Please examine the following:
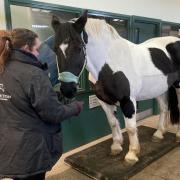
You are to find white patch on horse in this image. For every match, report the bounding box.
[59,43,69,58]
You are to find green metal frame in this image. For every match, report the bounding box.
[5,0,83,30]
[4,0,133,44]
[4,0,12,30]
[162,21,180,27]
[131,15,162,42]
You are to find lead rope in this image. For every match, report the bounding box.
[55,56,60,77]
[78,48,87,79]
[77,31,87,78]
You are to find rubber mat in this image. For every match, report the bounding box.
[65,126,179,180]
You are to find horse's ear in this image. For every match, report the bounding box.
[73,10,88,33]
[51,15,60,32]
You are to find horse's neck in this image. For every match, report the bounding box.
[86,37,110,80]
[86,35,136,81]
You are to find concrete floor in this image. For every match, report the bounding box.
[45,115,180,180]
[130,147,180,180]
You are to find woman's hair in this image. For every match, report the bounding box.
[11,28,38,50]
[0,30,12,73]
[0,28,38,73]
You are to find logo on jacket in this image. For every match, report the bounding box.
[0,83,11,101]
[0,84,5,92]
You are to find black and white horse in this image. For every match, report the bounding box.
[51,11,180,163]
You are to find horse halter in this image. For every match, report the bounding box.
[58,30,87,84]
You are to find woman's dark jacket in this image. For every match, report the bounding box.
[0,50,78,178]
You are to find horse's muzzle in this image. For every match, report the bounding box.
[60,82,77,99]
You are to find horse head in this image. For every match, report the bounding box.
[51,10,88,99]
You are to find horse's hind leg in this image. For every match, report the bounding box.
[176,123,180,142]
[98,98,123,155]
[123,97,140,163]
[175,88,180,142]
[153,92,168,141]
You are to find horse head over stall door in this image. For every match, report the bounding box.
[51,10,180,164]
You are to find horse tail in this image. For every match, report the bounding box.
[166,41,180,66]
[168,86,179,124]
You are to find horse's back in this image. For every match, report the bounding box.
[140,36,179,46]
[140,36,179,56]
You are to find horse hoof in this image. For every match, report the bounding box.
[125,152,139,165]
[152,135,163,143]
[124,159,137,166]
[124,157,138,166]
[111,149,122,156]
[111,144,122,155]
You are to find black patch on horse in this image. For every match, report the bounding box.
[94,63,135,118]
[120,96,135,119]
[148,48,176,75]
[166,40,180,125]
[149,47,180,87]
[92,82,117,105]
[173,80,180,88]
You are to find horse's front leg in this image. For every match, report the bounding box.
[121,97,140,163]
[98,98,123,155]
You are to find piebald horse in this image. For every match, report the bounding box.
[51,11,180,163]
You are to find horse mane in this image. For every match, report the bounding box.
[85,18,121,40]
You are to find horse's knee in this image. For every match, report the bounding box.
[159,104,168,112]
[126,126,137,135]
[106,113,118,128]
[158,102,168,113]
[109,120,117,128]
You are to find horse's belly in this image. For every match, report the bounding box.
[136,74,168,101]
